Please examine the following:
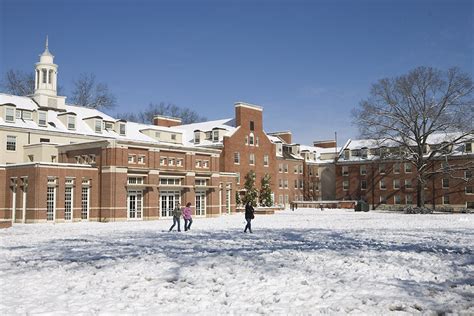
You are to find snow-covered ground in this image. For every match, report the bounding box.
[0,209,472,315]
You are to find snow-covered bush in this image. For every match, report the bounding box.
[403,206,433,214]
[435,206,454,213]
[459,208,472,214]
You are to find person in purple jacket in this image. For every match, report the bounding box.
[183,202,193,231]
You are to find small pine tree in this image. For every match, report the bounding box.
[242,170,258,207]
[235,191,241,206]
[259,173,273,207]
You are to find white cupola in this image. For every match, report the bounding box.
[32,36,66,110]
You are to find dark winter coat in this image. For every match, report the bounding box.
[245,203,255,220]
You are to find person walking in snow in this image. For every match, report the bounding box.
[169,202,182,232]
[183,202,193,231]
[244,201,255,233]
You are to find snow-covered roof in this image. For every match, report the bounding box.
[0,93,38,111]
[177,118,237,147]
[0,93,185,146]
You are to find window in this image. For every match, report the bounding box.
[393,179,400,189]
[177,159,183,167]
[22,111,32,120]
[406,194,413,204]
[394,195,401,205]
[405,163,412,173]
[249,133,255,146]
[263,155,269,167]
[16,109,22,119]
[299,180,304,190]
[279,179,283,189]
[195,179,207,186]
[343,180,349,191]
[279,163,283,173]
[299,165,303,174]
[119,123,126,135]
[342,166,349,176]
[343,149,350,160]
[465,170,472,179]
[393,163,400,174]
[294,180,298,189]
[203,160,209,169]
[128,177,144,185]
[213,130,219,142]
[284,180,288,188]
[294,165,298,174]
[236,172,240,184]
[138,155,145,164]
[249,153,255,165]
[380,196,387,204]
[160,178,181,186]
[6,135,16,151]
[168,158,175,166]
[234,152,240,164]
[250,121,254,131]
[47,186,56,221]
[405,179,412,189]
[361,148,368,159]
[155,131,161,139]
[195,160,202,168]
[442,178,449,189]
[95,120,102,133]
[194,132,200,144]
[244,136,248,145]
[360,180,367,190]
[284,164,288,173]
[67,116,76,130]
[465,186,473,194]
[38,111,47,126]
[160,157,166,166]
[81,182,90,220]
[40,138,50,143]
[171,134,177,141]
[128,155,135,163]
[5,107,15,122]
[360,165,367,175]
[466,142,472,153]
[379,164,386,174]
[380,179,386,190]
[442,194,450,205]
[64,185,73,221]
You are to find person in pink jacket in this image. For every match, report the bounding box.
[182,202,193,231]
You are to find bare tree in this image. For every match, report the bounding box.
[117,102,206,124]
[1,69,35,96]
[353,66,474,207]
[70,73,116,109]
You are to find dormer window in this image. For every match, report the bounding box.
[194,131,201,144]
[343,149,350,160]
[466,142,472,153]
[119,123,126,136]
[213,130,219,142]
[361,148,368,159]
[95,119,102,133]
[67,115,76,130]
[5,107,15,122]
[38,111,47,126]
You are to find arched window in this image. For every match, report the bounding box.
[249,133,255,146]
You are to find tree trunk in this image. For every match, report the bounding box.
[416,178,425,207]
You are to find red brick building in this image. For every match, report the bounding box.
[335,137,474,210]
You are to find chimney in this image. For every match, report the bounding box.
[313,140,337,148]
[234,102,263,128]
[153,115,182,127]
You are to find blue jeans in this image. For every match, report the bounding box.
[169,216,181,231]
[184,218,193,231]
[244,219,252,233]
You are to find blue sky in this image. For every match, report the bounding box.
[1,0,472,145]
